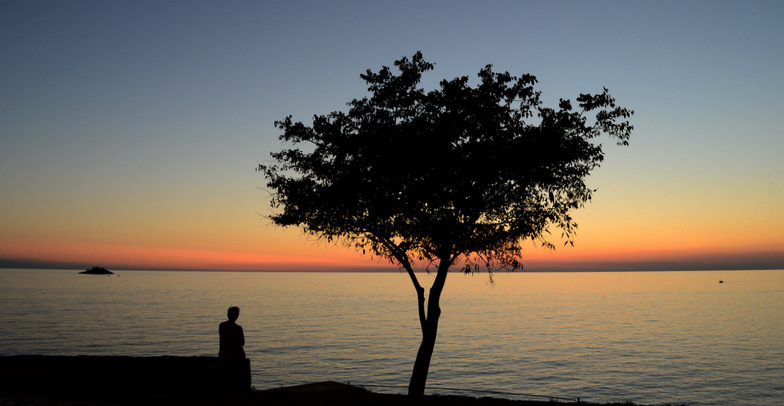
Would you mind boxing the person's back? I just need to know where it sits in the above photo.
[219,306,245,359]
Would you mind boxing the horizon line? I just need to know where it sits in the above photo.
[2,264,783,274]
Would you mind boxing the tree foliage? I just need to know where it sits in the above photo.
[259,52,633,273]
[259,52,632,395]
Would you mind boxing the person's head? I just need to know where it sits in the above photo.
[227,306,240,322]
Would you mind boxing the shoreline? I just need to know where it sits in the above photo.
[0,355,659,405]
[1,381,629,406]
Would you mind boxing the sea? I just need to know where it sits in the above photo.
[0,268,782,405]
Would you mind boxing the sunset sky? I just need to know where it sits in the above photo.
[1,1,782,272]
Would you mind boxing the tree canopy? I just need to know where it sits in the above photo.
[259,52,633,273]
[258,52,633,395]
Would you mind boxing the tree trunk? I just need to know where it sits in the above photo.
[407,259,450,396]
[408,310,440,396]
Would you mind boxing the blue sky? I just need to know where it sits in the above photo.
[1,1,782,271]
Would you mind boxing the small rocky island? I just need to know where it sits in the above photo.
[80,266,113,275]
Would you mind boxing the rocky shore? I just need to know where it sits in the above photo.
[0,355,654,405]
[1,382,608,406]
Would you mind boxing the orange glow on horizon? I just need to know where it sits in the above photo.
[1,237,781,272]
[0,238,387,271]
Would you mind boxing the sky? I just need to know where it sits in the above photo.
[1,0,782,272]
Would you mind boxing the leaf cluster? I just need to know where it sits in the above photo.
[258,52,633,271]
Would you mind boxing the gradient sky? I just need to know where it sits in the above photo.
[1,1,782,271]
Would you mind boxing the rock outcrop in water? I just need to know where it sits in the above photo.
[79,266,113,275]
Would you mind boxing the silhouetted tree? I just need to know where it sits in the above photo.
[258,52,633,396]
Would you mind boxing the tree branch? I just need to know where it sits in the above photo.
[370,235,427,332]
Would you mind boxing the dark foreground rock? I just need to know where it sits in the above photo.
[1,382,589,406]
[0,356,652,405]
[257,381,586,405]
[0,355,249,394]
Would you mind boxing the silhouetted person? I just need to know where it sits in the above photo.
[219,306,249,391]
[219,306,245,359]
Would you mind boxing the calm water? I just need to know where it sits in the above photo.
[0,269,782,405]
